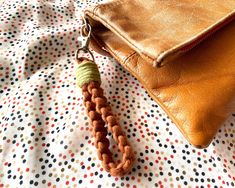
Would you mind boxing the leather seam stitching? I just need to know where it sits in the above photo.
[123,52,137,66]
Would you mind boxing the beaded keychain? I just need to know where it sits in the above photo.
[75,17,135,177]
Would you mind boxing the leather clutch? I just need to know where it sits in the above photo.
[83,0,235,148]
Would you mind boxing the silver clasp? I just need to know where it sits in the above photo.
[76,16,95,63]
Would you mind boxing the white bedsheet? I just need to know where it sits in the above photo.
[0,0,235,187]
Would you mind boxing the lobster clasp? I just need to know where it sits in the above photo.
[79,22,91,50]
[76,17,95,63]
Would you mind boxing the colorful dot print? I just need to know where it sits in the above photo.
[0,0,235,187]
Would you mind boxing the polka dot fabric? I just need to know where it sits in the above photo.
[0,0,235,187]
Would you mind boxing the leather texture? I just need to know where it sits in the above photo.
[84,0,235,148]
[85,0,235,66]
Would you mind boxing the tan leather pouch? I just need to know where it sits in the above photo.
[84,0,235,148]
